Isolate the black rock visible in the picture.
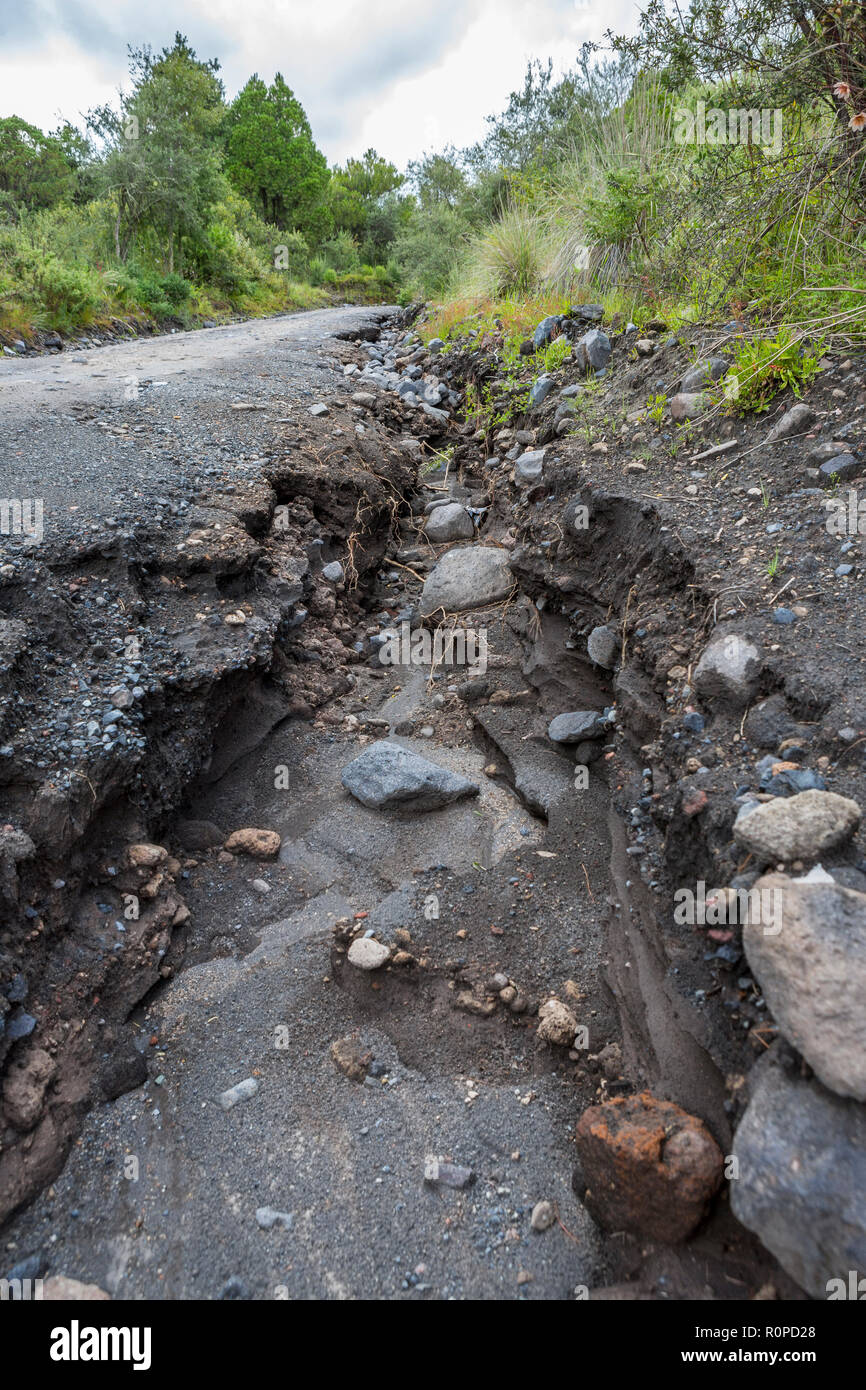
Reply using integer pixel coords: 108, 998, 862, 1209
100, 1050, 148, 1101
819, 454, 860, 484
5, 973, 27, 1002
762, 768, 827, 797
744, 695, 796, 749
6, 1252, 49, 1282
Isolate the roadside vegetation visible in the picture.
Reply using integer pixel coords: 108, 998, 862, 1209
1, 5, 863, 358
0, 35, 408, 340
415, 1, 865, 385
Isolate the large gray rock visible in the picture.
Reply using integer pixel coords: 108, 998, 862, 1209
764, 402, 814, 445
670, 391, 710, 421
529, 376, 554, 409
570, 303, 604, 323
422, 495, 454, 514
588, 624, 618, 669
574, 329, 611, 374
515, 449, 545, 485
548, 711, 605, 743
819, 454, 861, 485
423, 503, 474, 544
681, 357, 729, 393
347, 937, 391, 970
694, 632, 760, 707
806, 439, 852, 466
419, 546, 514, 617
341, 741, 479, 811
733, 789, 861, 863
533, 315, 561, 349
744, 874, 866, 1100
730, 1056, 866, 1298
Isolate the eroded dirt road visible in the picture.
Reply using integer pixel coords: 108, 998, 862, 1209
0, 308, 622, 1299
1, 304, 805, 1302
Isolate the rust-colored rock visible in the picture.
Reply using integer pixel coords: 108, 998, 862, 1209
224, 828, 281, 858
574, 1091, 724, 1242
682, 788, 709, 817
330, 1036, 372, 1082
127, 842, 168, 869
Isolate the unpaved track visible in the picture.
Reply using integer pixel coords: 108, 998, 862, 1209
0, 306, 396, 534
0, 308, 614, 1299
0, 309, 381, 411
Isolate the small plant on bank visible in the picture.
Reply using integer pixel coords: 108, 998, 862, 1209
718, 332, 824, 415
537, 335, 571, 373
421, 444, 454, 475
464, 378, 529, 437
675, 418, 695, 449
645, 391, 668, 428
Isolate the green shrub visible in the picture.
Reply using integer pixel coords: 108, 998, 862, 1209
25, 255, 101, 328
718, 332, 824, 415
391, 202, 468, 297
319, 231, 361, 274
272, 229, 310, 279
160, 272, 192, 306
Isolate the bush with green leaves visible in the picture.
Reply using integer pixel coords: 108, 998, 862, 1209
21, 254, 102, 329
318, 231, 362, 274
718, 333, 825, 414
392, 203, 468, 297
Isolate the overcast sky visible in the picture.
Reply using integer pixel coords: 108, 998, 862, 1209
0, 0, 644, 167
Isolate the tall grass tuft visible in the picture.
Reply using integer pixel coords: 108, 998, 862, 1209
543, 72, 682, 297
458, 204, 551, 299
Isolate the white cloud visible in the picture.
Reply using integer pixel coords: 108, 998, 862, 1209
0, 0, 643, 164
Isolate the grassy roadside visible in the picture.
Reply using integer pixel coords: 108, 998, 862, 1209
0, 192, 401, 346
0, 262, 397, 347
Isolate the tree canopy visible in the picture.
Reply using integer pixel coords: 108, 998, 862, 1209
225, 73, 331, 238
